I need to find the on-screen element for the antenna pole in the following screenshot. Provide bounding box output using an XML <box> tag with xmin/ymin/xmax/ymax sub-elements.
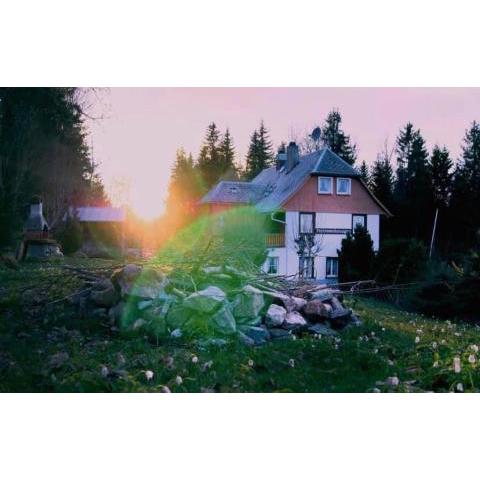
<box><xmin>429</xmin><ymin>208</ymin><xmax>439</xmax><ymax>259</ymax></box>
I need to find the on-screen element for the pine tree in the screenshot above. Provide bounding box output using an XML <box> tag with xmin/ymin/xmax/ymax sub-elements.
<box><xmin>359</xmin><ymin>160</ymin><xmax>370</xmax><ymax>185</ymax></box>
<box><xmin>430</xmin><ymin>145</ymin><xmax>453</xmax><ymax>208</ymax></box>
<box><xmin>321</xmin><ymin>109</ymin><xmax>357</xmax><ymax>165</ymax></box>
<box><xmin>197</xmin><ymin>122</ymin><xmax>222</xmax><ymax>188</ymax></box>
<box><xmin>244</xmin><ymin>121</ymin><xmax>274</xmax><ymax>180</ymax></box>
<box><xmin>218</xmin><ymin>128</ymin><xmax>238</xmax><ymax>180</ymax></box>
<box><xmin>394</xmin><ymin>122</ymin><xmax>415</xmax><ymax>203</ymax></box>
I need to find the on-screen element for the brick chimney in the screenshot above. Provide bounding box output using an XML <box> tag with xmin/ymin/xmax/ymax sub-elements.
<box><xmin>286</xmin><ymin>141</ymin><xmax>299</xmax><ymax>173</ymax></box>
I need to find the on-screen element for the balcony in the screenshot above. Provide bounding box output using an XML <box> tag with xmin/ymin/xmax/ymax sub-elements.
<box><xmin>265</xmin><ymin>233</ymin><xmax>285</xmax><ymax>248</ymax></box>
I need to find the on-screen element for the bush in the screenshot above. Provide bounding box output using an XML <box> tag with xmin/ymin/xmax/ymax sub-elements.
<box><xmin>374</xmin><ymin>238</ymin><xmax>427</xmax><ymax>284</ymax></box>
<box><xmin>337</xmin><ymin>225</ymin><xmax>375</xmax><ymax>282</ymax></box>
<box><xmin>56</xmin><ymin>214</ymin><xmax>83</xmax><ymax>255</ymax></box>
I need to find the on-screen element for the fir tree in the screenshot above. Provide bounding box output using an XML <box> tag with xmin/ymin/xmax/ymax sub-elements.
<box><xmin>197</xmin><ymin>122</ymin><xmax>222</xmax><ymax>188</ymax></box>
<box><xmin>218</xmin><ymin>128</ymin><xmax>238</xmax><ymax>180</ymax></box>
<box><xmin>394</xmin><ymin>122</ymin><xmax>415</xmax><ymax>202</ymax></box>
<box><xmin>370</xmin><ymin>153</ymin><xmax>394</xmax><ymax>211</ymax></box>
<box><xmin>359</xmin><ymin>160</ymin><xmax>370</xmax><ymax>186</ymax></box>
<box><xmin>430</xmin><ymin>145</ymin><xmax>453</xmax><ymax>208</ymax></box>
<box><xmin>320</xmin><ymin>109</ymin><xmax>357</xmax><ymax>165</ymax></box>
<box><xmin>244</xmin><ymin>121</ymin><xmax>274</xmax><ymax>180</ymax></box>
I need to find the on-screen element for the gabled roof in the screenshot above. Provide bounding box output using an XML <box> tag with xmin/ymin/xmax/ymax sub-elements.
<box><xmin>201</xmin><ymin>147</ymin><xmax>390</xmax><ymax>216</ymax></box>
<box><xmin>66</xmin><ymin>207</ymin><xmax>126</xmax><ymax>222</ymax></box>
<box><xmin>200</xmin><ymin>181</ymin><xmax>265</xmax><ymax>204</ymax></box>
<box><xmin>312</xmin><ymin>148</ymin><xmax>360</xmax><ymax>177</ymax></box>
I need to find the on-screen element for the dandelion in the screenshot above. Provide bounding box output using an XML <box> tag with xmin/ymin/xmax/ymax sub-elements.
<box><xmin>441</xmin><ymin>339</ymin><xmax>446</xmax><ymax>345</ymax></box>
<box><xmin>468</xmin><ymin>354</ymin><xmax>476</xmax><ymax>364</ymax></box>
<box><xmin>456</xmin><ymin>383</ymin><xmax>464</xmax><ymax>392</ymax></box>
<box><xmin>471</xmin><ymin>344</ymin><xmax>479</xmax><ymax>353</ymax></box>
<box><xmin>416</xmin><ymin>329</ymin><xmax>423</xmax><ymax>334</ymax></box>
<box><xmin>191</xmin><ymin>355</ymin><xmax>199</xmax><ymax>364</ymax></box>
<box><xmin>175</xmin><ymin>375</ymin><xmax>183</xmax><ymax>385</ymax></box>
<box><xmin>288</xmin><ymin>358</ymin><xmax>295</xmax><ymax>368</ymax></box>
<box><xmin>371</xmin><ymin>331</ymin><xmax>375</xmax><ymax>337</ymax></box>
<box><xmin>373</xmin><ymin>348</ymin><xmax>378</xmax><ymax>354</ymax></box>
<box><xmin>433</xmin><ymin>361</ymin><xmax>439</xmax><ymax>368</ymax></box>
<box><xmin>386</xmin><ymin>376</ymin><xmax>400</xmax><ymax>387</ymax></box>
<box><xmin>415</xmin><ymin>336</ymin><xmax>420</xmax><ymax>344</ymax></box>
<box><xmin>453</xmin><ymin>356</ymin><xmax>461</xmax><ymax>373</ymax></box>
<box><xmin>432</xmin><ymin>341</ymin><xmax>437</xmax><ymax>349</ymax></box>
<box><xmin>247</xmin><ymin>359</ymin><xmax>254</xmax><ymax>367</ymax></box>
<box><xmin>381</xmin><ymin>327</ymin><xmax>386</xmax><ymax>332</ymax></box>
<box><xmin>100</xmin><ymin>365</ymin><xmax>109</xmax><ymax>378</ymax></box>
<box><xmin>387</xmin><ymin>359</ymin><xmax>394</xmax><ymax>366</ymax></box>
<box><xmin>145</xmin><ymin>370</ymin><xmax>154</xmax><ymax>381</ymax></box>
<box><xmin>160</xmin><ymin>385</ymin><xmax>171</xmax><ymax>393</ymax></box>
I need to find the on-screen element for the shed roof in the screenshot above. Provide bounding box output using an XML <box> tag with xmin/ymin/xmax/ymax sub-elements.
<box><xmin>67</xmin><ymin>207</ymin><xmax>126</xmax><ymax>223</ymax></box>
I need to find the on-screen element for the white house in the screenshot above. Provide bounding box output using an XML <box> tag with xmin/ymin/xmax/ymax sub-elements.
<box><xmin>201</xmin><ymin>143</ymin><xmax>391</xmax><ymax>281</ymax></box>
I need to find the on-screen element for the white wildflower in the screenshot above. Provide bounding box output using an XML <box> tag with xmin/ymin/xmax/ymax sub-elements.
<box><xmin>372</xmin><ymin>388</ymin><xmax>381</xmax><ymax>393</ymax></box>
<box><xmin>456</xmin><ymin>383</ymin><xmax>464</xmax><ymax>392</ymax></box>
<box><xmin>381</xmin><ymin>327</ymin><xmax>386</xmax><ymax>332</ymax></box>
<box><xmin>247</xmin><ymin>359</ymin><xmax>254</xmax><ymax>367</ymax></box>
<box><xmin>160</xmin><ymin>385</ymin><xmax>171</xmax><ymax>393</ymax></box>
<box><xmin>416</xmin><ymin>329</ymin><xmax>423</xmax><ymax>334</ymax></box>
<box><xmin>441</xmin><ymin>339</ymin><xmax>446</xmax><ymax>345</ymax></box>
<box><xmin>386</xmin><ymin>376</ymin><xmax>400</xmax><ymax>387</ymax></box>
<box><xmin>432</xmin><ymin>341</ymin><xmax>437</xmax><ymax>349</ymax></box>
<box><xmin>415</xmin><ymin>336</ymin><xmax>420</xmax><ymax>344</ymax></box>
<box><xmin>387</xmin><ymin>359</ymin><xmax>394</xmax><ymax>366</ymax></box>
<box><xmin>433</xmin><ymin>361</ymin><xmax>439</xmax><ymax>368</ymax></box>
<box><xmin>471</xmin><ymin>344</ymin><xmax>479</xmax><ymax>353</ymax></box>
<box><xmin>453</xmin><ymin>356</ymin><xmax>461</xmax><ymax>373</ymax></box>
<box><xmin>191</xmin><ymin>355</ymin><xmax>198</xmax><ymax>364</ymax></box>
<box><xmin>371</xmin><ymin>331</ymin><xmax>375</xmax><ymax>337</ymax></box>
<box><xmin>100</xmin><ymin>365</ymin><xmax>109</xmax><ymax>378</ymax></box>
<box><xmin>468</xmin><ymin>354</ymin><xmax>476</xmax><ymax>364</ymax></box>
<box><xmin>175</xmin><ymin>375</ymin><xmax>183</xmax><ymax>385</ymax></box>
<box><xmin>373</xmin><ymin>348</ymin><xmax>378</xmax><ymax>354</ymax></box>
<box><xmin>288</xmin><ymin>358</ymin><xmax>295</xmax><ymax>368</ymax></box>
<box><xmin>145</xmin><ymin>370</ymin><xmax>154</xmax><ymax>381</ymax></box>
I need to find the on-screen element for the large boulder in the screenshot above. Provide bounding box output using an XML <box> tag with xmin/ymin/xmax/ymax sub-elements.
<box><xmin>309</xmin><ymin>288</ymin><xmax>339</xmax><ymax>302</ymax></box>
<box><xmin>90</xmin><ymin>282</ymin><xmax>119</xmax><ymax>308</ymax></box>
<box><xmin>267</xmin><ymin>291</ymin><xmax>307</xmax><ymax>313</ymax></box>
<box><xmin>307</xmin><ymin>323</ymin><xmax>337</xmax><ymax>336</ymax></box>
<box><xmin>302</xmin><ymin>299</ymin><xmax>332</xmax><ymax>322</ymax></box>
<box><xmin>241</xmin><ymin>325</ymin><xmax>270</xmax><ymax>345</ymax></box>
<box><xmin>210</xmin><ymin>304</ymin><xmax>236</xmax><ymax>335</ymax></box>
<box><xmin>232</xmin><ymin>285</ymin><xmax>265</xmax><ymax>319</ymax></box>
<box><xmin>265</xmin><ymin>304</ymin><xmax>286</xmax><ymax>327</ymax></box>
<box><xmin>111</xmin><ymin>264</ymin><xmax>142</xmax><ymax>295</ymax></box>
<box><xmin>283</xmin><ymin>311</ymin><xmax>308</xmax><ymax>329</ymax></box>
<box><xmin>183</xmin><ymin>286</ymin><xmax>226</xmax><ymax>313</ymax></box>
<box><xmin>166</xmin><ymin>303</ymin><xmax>192</xmax><ymax>330</ymax></box>
<box><xmin>112</xmin><ymin>264</ymin><xmax>167</xmax><ymax>299</ymax></box>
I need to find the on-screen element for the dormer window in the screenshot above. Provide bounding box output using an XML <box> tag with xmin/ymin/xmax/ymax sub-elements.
<box><xmin>318</xmin><ymin>177</ymin><xmax>333</xmax><ymax>194</ymax></box>
<box><xmin>336</xmin><ymin>178</ymin><xmax>351</xmax><ymax>195</ymax></box>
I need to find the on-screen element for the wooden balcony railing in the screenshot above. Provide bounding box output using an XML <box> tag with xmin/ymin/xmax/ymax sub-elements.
<box><xmin>265</xmin><ymin>233</ymin><xmax>285</xmax><ymax>248</ymax></box>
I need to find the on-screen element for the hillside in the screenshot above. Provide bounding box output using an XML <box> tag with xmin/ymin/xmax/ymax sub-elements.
<box><xmin>0</xmin><ymin>260</ymin><xmax>479</xmax><ymax>392</ymax></box>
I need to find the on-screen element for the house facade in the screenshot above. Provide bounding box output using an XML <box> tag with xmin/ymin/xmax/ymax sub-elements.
<box><xmin>201</xmin><ymin>143</ymin><xmax>391</xmax><ymax>281</ymax></box>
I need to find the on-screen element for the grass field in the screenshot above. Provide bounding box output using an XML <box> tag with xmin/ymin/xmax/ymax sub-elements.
<box><xmin>1</xmin><ymin>260</ymin><xmax>479</xmax><ymax>392</ymax></box>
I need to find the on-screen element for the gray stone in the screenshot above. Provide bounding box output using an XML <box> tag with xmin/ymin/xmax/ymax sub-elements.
<box><xmin>307</xmin><ymin>323</ymin><xmax>337</xmax><ymax>336</ymax></box>
<box><xmin>329</xmin><ymin>297</ymin><xmax>350</xmax><ymax>318</ymax></box>
<box><xmin>242</xmin><ymin>326</ymin><xmax>270</xmax><ymax>345</ymax></box>
<box><xmin>108</xmin><ymin>301</ymin><xmax>125</xmax><ymax>326</ymax></box>
<box><xmin>232</xmin><ymin>285</ymin><xmax>265</xmax><ymax>318</ymax></box>
<box><xmin>309</xmin><ymin>288</ymin><xmax>339</xmax><ymax>302</ymax></box>
<box><xmin>170</xmin><ymin>328</ymin><xmax>182</xmax><ymax>338</ymax></box>
<box><xmin>90</xmin><ymin>285</ymin><xmax>119</xmax><ymax>308</ymax></box>
<box><xmin>210</xmin><ymin>304</ymin><xmax>236</xmax><ymax>335</ymax></box>
<box><xmin>303</xmin><ymin>299</ymin><xmax>332</xmax><ymax>322</ymax></box>
<box><xmin>112</xmin><ymin>264</ymin><xmax>167</xmax><ymax>299</ymax></box>
<box><xmin>268</xmin><ymin>328</ymin><xmax>293</xmax><ymax>340</ymax></box>
<box><xmin>183</xmin><ymin>286</ymin><xmax>226</xmax><ymax>313</ymax></box>
<box><xmin>166</xmin><ymin>303</ymin><xmax>191</xmax><ymax>329</ymax></box>
<box><xmin>268</xmin><ymin>292</ymin><xmax>307</xmax><ymax>313</ymax></box>
<box><xmin>111</xmin><ymin>264</ymin><xmax>142</xmax><ymax>295</ymax></box>
<box><xmin>265</xmin><ymin>304</ymin><xmax>287</xmax><ymax>327</ymax></box>
<box><xmin>284</xmin><ymin>311</ymin><xmax>308</xmax><ymax>329</ymax></box>
<box><xmin>238</xmin><ymin>330</ymin><xmax>255</xmax><ymax>346</ymax></box>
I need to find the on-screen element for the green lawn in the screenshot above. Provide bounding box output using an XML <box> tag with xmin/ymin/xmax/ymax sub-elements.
<box><xmin>1</xmin><ymin>261</ymin><xmax>479</xmax><ymax>392</ymax></box>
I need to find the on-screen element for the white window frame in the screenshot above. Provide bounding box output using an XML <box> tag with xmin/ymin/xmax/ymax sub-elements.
<box><xmin>336</xmin><ymin>177</ymin><xmax>352</xmax><ymax>195</ymax></box>
<box><xmin>326</xmin><ymin>257</ymin><xmax>339</xmax><ymax>278</ymax></box>
<box><xmin>299</xmin><ymin>212</ymin><xmax>314</xmax><ymax>234</ymax></box>
<box><xmin>318</xmin><ymin>176</ymin><xmax>333</xmax><ymax>194</ymax></box>
<box><xmin>267</xmin><ymin>256</ymin><xmax>279</xmax><ymax>274</ymax></box>
<box><xmin>352</xmin><ymin>214</ymin><xmax>367</xmax><ymax>230</ymax></box>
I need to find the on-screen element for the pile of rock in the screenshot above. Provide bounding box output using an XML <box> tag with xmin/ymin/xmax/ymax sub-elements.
<box><xmin>74</xmin><ymin>263</ymin><xmax>361</xmax><ymax>346</ymax></box>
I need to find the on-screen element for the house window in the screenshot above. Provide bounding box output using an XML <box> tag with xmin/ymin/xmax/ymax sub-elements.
<box><xmin>267</xmin><ymin>256</ymin><xmax>279</xmax><ymax>274</ymax></box>
<box><xmin>318</xmin><ymin>177</ymin><xmax>333</xmax><ymax>194</ymax></box>
<box><xmin>326</xmin><ymin>257</ymin><xmax>339</xmax><ymax>278</ymax></box>
<box><xmin>352</xmin><ymin>214</ymin><xmax>367</xmax><ymax>230</ymax></box>
<box><xmin>336</xmin><ymin>178</ymin><xmax>351</xmax><ymax>195</ymax></box>
<box><xmin>299</xmin><ymin>212</ymin><xmax>314</xmax><ymax>234</ymax></box>
<box><xmin>299</xmin><ymin>257</ymin><xmax>315</xmax><ymax>279</ymax></box>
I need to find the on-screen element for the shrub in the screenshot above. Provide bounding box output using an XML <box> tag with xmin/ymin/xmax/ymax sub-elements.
<box><xmin>56</xmin><ymin>214</ymin><xmax>83</xmax><ymax>255</ymax></box>
<box><xmin>337</xmin><ymin>225</ymin><xmax>375</xmax><ymax>282</ymax></box>
<box><xmin>374</xmin><ymin>238</ymin><xmax>427</xmax><ymax>285</ymax></box>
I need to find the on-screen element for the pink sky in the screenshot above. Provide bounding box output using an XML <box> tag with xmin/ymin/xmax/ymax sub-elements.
<box><xmin>87</xmin><ymin>88</ymin><xmax>480</xmax><ymax>219</ymax></box>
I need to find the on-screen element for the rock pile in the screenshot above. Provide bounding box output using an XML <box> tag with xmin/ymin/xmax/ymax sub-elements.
<box><xmin>73</xmin><ymin>263</ymin><xmax>361</xmax><ymax>346</ymax></box>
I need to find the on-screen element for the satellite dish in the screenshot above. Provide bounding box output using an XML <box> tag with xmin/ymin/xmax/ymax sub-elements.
<box><xmin>311</xmin><ymin>126</ymin><xmax>321</xmax><ymax>142</ymax></box>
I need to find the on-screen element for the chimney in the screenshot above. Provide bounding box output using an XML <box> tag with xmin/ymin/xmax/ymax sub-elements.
<box><xmin>286</xmin><ymin>141</ymin><xmax>299</xmax><ymax>173</ymax></box>
<box><xmin>276</xmin><ymin>143</ymin><xmax>287</xmax><ymax>171</ymax></box>
<box><xmin>26</xmin><ymin>198</ymin><xmax>49</xmax><ymax>232</ymax></box>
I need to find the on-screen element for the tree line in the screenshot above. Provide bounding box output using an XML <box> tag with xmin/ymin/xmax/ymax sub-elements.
<box><xmin>0</xmin><ymin>88</ymin><xmax>107</xmax><ymax>246</ymax></box>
